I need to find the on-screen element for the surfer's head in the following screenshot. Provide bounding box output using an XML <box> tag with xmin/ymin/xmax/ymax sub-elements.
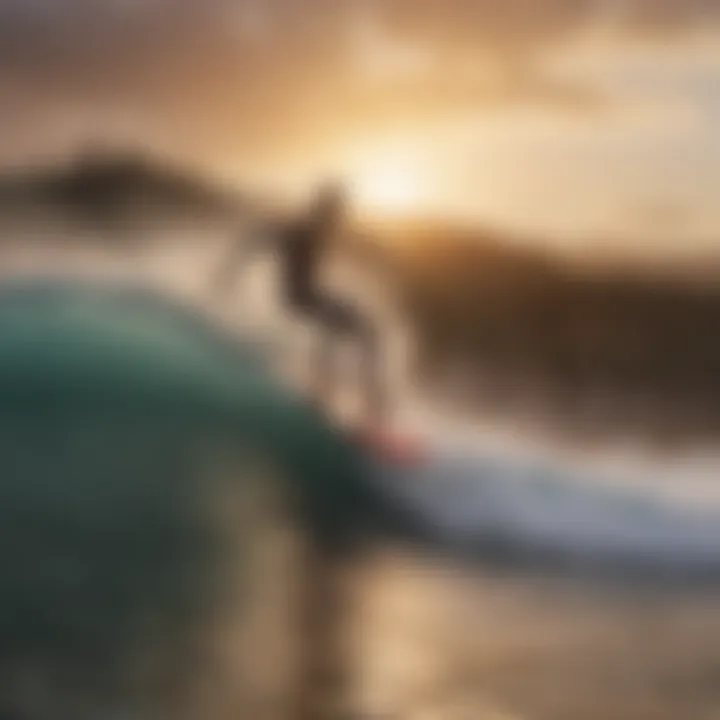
<box><xmin>309</xmin><ymin>180</ymin><xmax>348</xmax><ymax>233</ymax></box>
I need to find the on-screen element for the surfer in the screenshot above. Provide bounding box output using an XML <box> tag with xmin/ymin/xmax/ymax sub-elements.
<box><xmin>215</xmin><ymin>182</ymin><xmax>385</xmax><ymax>424</ymax></box>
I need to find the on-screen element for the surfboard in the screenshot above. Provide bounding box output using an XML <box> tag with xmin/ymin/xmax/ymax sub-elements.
<box><xmin>349</xmin><ymin>423</ymin><xmax>428</xmax><ymax>466</ymax></box>
<box><xmin>295</xmin><ymin>367</ymin><xmax>427</xmax><ymax>466</ymax></box>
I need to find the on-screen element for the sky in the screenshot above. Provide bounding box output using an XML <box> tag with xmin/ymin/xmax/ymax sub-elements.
<box><xmin>0</xmin><ymin>0</ymin><xmax>719</xmax><ymax>252</ymax></box>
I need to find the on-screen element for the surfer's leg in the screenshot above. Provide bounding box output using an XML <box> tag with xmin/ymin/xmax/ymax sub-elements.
<box><xmin>288</xmin><ymin>291</ymin><xmax>338</xmax><ymax>405</ymax></box>
<box><xmin>313</xmin><ymin>295</ymin><xmax>384</xmax><ymax>423</ymax></box>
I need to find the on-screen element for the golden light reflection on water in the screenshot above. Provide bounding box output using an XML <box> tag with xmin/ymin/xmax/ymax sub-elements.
<box><xmin>349</xmin><ymin>551</ymin><xmax>720</xmax><ymax>720</ymax></box>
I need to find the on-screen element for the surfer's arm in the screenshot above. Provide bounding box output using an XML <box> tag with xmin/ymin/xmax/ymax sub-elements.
<box><xmin>213</xmin><ymin>219</ymin><xmax>283</xmax><ymax>296</ymax></box>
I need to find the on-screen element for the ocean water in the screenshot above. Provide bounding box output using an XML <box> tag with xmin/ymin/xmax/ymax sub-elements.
<box><xmin>2</xmin><ymin>224</ymin><xmax>720</xmax><ymax>719</ymax></box>
<box><xmin>210</xmin><ymin>230</ymin><xmax>720</xmax><ymax>720</ymax></box>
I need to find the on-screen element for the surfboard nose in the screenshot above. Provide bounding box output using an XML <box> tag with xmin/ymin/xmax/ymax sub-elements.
<box><xmin>353</xmin><ymin>426</ymin><xmax>429</xmax><ymax>467</ymax></box>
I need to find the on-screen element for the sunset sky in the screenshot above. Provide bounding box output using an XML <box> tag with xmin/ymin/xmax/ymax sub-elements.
<box><xmin>1</xmin><ymin>0</ymin><xmax>719</xmax><ymax>251</ymax></box>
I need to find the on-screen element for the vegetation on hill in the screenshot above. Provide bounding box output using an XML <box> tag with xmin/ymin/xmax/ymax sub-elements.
<box><xmin>0</xmin><ymin>150</ymin><xmax>241</xmax><ymax>227</ymax></box>
<box><xmin>382</xmin><ymin>221</ymin><xmax>720</xmax><ymax>442</ymax></box>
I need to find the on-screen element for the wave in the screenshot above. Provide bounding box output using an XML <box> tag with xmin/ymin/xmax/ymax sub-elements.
<box><xmin>375</xmin><ymin>438</ymin><xmax>720</xmax><ymax>586</ymax></box>
<box><xmin>219</xmin><ymin>261</ymin><xmax>720</xmax><ymax>585</ymax></box>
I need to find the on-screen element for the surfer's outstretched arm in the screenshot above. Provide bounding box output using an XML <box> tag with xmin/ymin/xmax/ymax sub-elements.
<box><xmin>212</xmin><ymin>219</ymin><xmax>282</xmax><ymax>299</ymax></box>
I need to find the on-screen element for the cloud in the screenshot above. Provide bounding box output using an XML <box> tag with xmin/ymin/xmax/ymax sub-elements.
<box><xmin>346</xmin><ymin>10</ymin><xmax>437</xmax><ymax>81</ymax></box>
<box><xmin>0</xmin><ymin>0</ymin><xmax>717</xmax><ymax>172</ymax></box>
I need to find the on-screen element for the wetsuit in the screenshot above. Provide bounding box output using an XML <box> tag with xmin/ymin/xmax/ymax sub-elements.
<box><xmin>280</xmin><ymin>216</ymin><xmax>359</xmax><ymax>332</ymax></box>
<box><xmin>214</xmin><ymin>212</ymin><xmax>383</xmax><ymax>420</ymax></box>
<box><xmin>279</xmin><ymin>216</ymin><xmax>382</xmax><ymax>418</ymax></box>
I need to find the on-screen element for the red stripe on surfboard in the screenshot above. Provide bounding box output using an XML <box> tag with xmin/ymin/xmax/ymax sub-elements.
<box><xmin>352</xmin><ymin>427</ymin><xmax>428</xmax><ymax>466</ymax></box>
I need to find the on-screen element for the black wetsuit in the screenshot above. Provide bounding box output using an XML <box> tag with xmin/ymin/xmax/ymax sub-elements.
<box><xmin>279</xmin><ymin>217</ymin><xmax>382</xmax><ymax>417</ymax></box>
<box><xmin>280</xmin><ymin>217</ymin><xmax>363</xmax><ymax>336</ymax></box>
<box><xmin>281</xmin><ymin>217</ymin><xmax>324</xmax><ymax>308</ymax></box>
<box><xmin>214</xmin><ymin>212</ymin><xmax>383</xmax><ymax>418</ymax></box>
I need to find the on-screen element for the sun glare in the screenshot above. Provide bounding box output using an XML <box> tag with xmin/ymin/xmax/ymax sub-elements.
<box><xmin>350</xmin><ymin>158</ymin><xmax>429</xmax><ymax>216</ymax></box>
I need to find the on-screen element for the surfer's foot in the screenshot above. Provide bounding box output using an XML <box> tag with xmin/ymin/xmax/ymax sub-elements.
<box><xmin>364</xmin><ymin>401</ymin><xmax>387</xmax><ymax>432</ymax></box>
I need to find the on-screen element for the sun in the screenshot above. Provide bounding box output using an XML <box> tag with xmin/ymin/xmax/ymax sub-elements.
<box><xmin>350</xmin><ymin>158</ymin><xmax>429</xmax><ymax>216</ymax></box>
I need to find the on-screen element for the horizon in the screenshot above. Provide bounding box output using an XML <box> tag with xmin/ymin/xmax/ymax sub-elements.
<box><xmin>0</xmin><ymin>1</ymin><xmax>718</xmax><ymax>256</ymax></box>
<box><xmin>2</xmin><ymin>147</ymin><xmax>720</xmax><ymax>272</ymax></box>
